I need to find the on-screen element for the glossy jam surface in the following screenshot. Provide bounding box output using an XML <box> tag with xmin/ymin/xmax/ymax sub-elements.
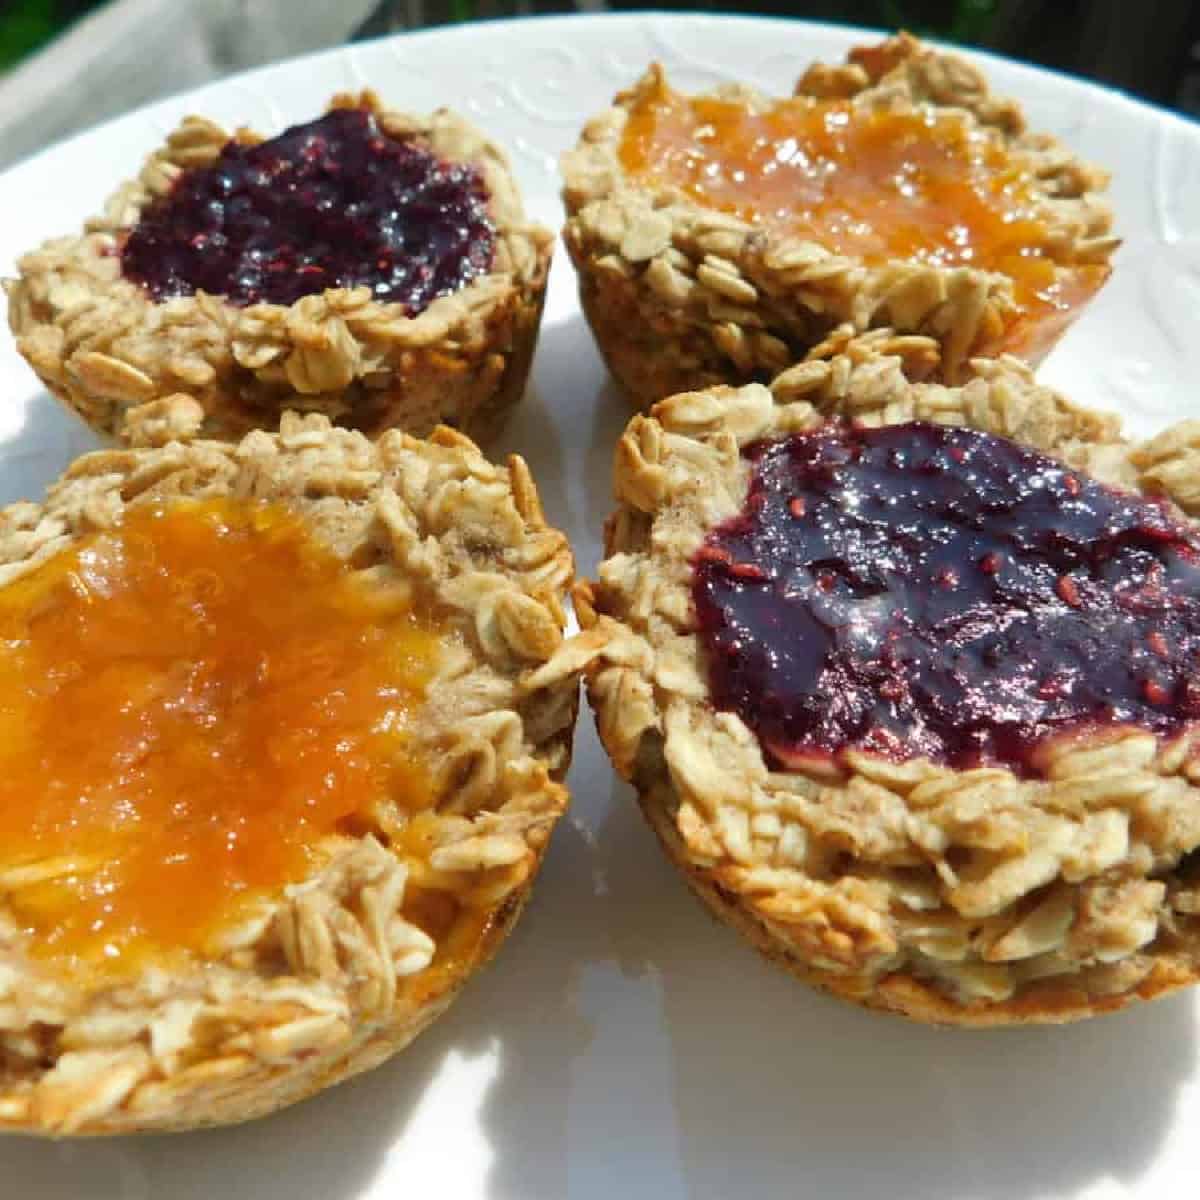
<box><xmin>619</xmin><ymin>80</ymin><xmax>1105</xmax><ymax>351</ymax></box>
<box><xmin>693</xmin><ymin>423</ymin><xmax>1200</xmax><ymax>774</ymax></box>
<box><xmin>0</xmin><ymin>500</ymin><xmax>438</xmax><ymax>971</ymax></box>
<box><xmin>121</xmin><ymin>107</ymin><xmax>496</xmax><ymax>311</ymax></box>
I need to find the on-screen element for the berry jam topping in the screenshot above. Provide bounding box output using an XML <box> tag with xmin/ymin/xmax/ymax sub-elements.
<box><xmin>121</xmin><ymin>107</ymin><xmax>496</xmax><ymax>311</ymax></box>
<box><xmin>692</xmin><ymin>422</ymin><xmax>1200</xmax><ymax>775</ymax></box>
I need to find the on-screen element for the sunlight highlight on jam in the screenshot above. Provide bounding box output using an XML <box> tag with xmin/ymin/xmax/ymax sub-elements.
<box><xmin>619</xmin><ymin>78</ymin><xmax>1106</xmax><ymax>354</ymax></box>
<box><xmin>0</xmin><ymin>499</ymin><xmax>439</xmax><ymax>971</ymax></box>
<box><xmin>693</xmin><ymin>423</ymin><xmax>1200</xmax><ymax>774</ymax></box>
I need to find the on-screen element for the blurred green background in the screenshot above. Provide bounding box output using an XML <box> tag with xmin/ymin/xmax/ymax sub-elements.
<box><xmin>0</xmin><ymin>0</ymin><xmax>87</xmax><ymax>69</ymax></box>
<box><xmin>0</xmin><ymin>0</ymin><xmax>1195</xmax><ymax>170</ymax></box>
<box><xmin>3</xmin><ymin>1</ymin><xmax>1197</xmax><ymax>109</ymax></box>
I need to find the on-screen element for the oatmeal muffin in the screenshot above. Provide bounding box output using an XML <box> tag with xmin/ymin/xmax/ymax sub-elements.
<box><xmin>562</xmin><ymin>33</ymin><xmax>1116</xmax><ymax>407</ymax></box>
<box><xmin>5</xmin><ymin>91</ymin><xmax>553</xmax><ymax>444</ymax></box>
<box><xmin>560</xmin><ymin>328</ymin><xmax>1200</xmax><ymax>1025</ymax></box>
<box><xmin>0</xmin><ymin>400</ymin><xmax>581</xmax><ymax>1133</ymax></box>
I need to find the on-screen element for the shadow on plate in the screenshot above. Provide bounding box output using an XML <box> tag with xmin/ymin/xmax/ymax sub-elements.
<box><xmin>0</xmin><ymin>1020</ymin><xmax>452</xmax><ymax>1199</ymax></box>
<box><xmin>586</xmin><ymin>777</ymin><xmax>1198</xmax><ymax>1200</ymax></box>
<box><xmin>581</xmin><ymin>368</ymin><xmax>635</xmax><ymax>560</ymax></box>
<box><xmin>494</xmin><ymin>306</ymin><xmax>629</xmax><ymax>583</ymax></box>
<box><xmin>0</xmin><ymin>807</ymin><xmax>600</xmax><ymax>1200</ymax></box>
<box><xmin>0</xmin><ymin>388</ymin><xmax>102</xmax><ymax>507</ymax></box>
<box><xmin>494</xmin><ymin>385</ymin><xmax>571</xmax><ymax>540</ymax></box>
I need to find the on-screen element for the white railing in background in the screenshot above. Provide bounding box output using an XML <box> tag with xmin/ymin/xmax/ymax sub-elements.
<box><xmin>0</xmin><ymin>0</ymin><xmax>378</xmax><ymax>169</ymax></box>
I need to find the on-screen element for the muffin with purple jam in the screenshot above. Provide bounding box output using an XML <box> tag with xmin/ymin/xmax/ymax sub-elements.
<box><xmin>563</xmin><ymin>327</ymin><xmax>1200</xmax><ymax>1025</ymax></box>
<box><xmin>5</xmin><ymin>91</ymin><xmax>552</xmax><ymax>444</ymax></box>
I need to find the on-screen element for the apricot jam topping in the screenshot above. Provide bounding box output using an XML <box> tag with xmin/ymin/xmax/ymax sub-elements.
<box><xmin>693</xmin><ymin>423</ymin><xmax>1200</xmax><ymax>776</ymax></box>
<box><xmin>0</xmin><ymin>500</ymin><xmax>439</xmax><ymax>972</ymax></box>
<box><xmin>618</xmin><ymin>79</ymin><xmax>1106</xmax><ymax>352</ymax></box>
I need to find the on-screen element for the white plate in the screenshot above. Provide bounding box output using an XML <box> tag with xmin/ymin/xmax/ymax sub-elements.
<box><xmin>2</xmin><ymin>13</ymin><xmax>1199</xmax><ymax>1199</ymax></box>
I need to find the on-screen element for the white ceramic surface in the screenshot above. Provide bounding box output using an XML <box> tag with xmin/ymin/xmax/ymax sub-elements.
<box><xmin>1</xmin><ymin>14</ymin><xmax>1199</xmax><ymax>1199</ymax></box>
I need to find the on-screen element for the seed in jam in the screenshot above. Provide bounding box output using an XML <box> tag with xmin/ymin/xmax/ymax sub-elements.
<box><xmin>692</xmin><ymin>422</ymin><xmax>1200</xmax><ymax>775</ymax></box>
<box><xmin>0</xmin><ymin>499</ymin><xmax>440</xmax><ymax>971</ymax></box>
<box><xmin>618</xmin><ymin>76</ymin><xmax>1107</xmax><ymax>358</ymax></box>
<box><xmin>121</xmin><ymin>107</ymin><xmax>496</xmax><ymax>312</ymax></box>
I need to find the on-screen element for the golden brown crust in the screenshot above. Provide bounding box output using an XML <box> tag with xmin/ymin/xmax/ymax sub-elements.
<box><xmin>554</xmin><ymin>328</ymin><xmax>1200</xmax><ymax>1026</ymax></box>
<box><xmin>0</xmin><ymin>406</ymin><xmax>584</xmax><ymax>1133</ymax></box>
<box><xmin>73</xmin><ymin>845</ymin><xmax>547</xmax><ymax>1134</ymax></box>
<box><xmin>4</xmin><ymin>91</ymin><xmax>553</xmax><ymax>445</ymax></box>
<box><xmin>637</xmin><ymin>775</ymin><xmax>1199</xmax><ymax>1027</ymax></box>
<box><xmin>561</xmin><ymin>33</ymin><xmax>1116</xmax><ymax>408</ymax></box>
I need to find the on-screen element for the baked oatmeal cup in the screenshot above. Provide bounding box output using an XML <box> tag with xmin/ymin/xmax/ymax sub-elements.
<box><xmin>6</xmin><ymin>91</ymin><xmax>553</xmax><ymax>444</ymax></box>
<box><xmin>0</xmin><ymin>401</ymin><xmax>581</xmax><ymax>1133</ymax></box>
<box><xmin>562</xmin><ymin>33</ymin><xmax>1116</xmax><ymax>407</ymax></box>
<box><xmin>557</xmin><ymin>328</ymin><xmax>1200</xmax><ymax>1025</ymax></box>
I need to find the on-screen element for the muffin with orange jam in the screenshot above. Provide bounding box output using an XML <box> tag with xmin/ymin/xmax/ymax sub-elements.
<box><xmin>562</xmin><ymin>33</ymin><xmax>1116</xmax><ymax>405</ymax></box>
<box><xmin>0</xmin><ymin>399</ymin><xmax>579</xmax><ymax>1134</ymax></box>
<box><xmin>6</xmin><ymin>90</ymin><xmax>552</xmax><ymax>444</ymax></box>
